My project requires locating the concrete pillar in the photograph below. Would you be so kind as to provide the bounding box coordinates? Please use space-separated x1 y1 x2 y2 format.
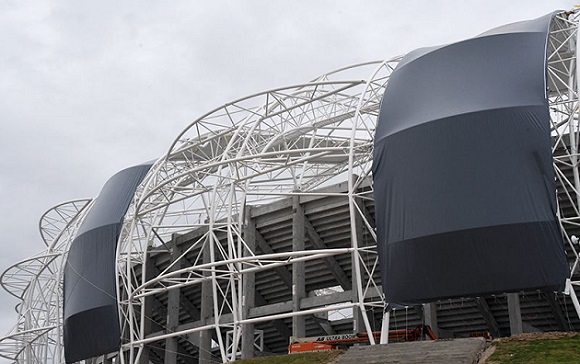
508 293 523 335
292 195 306 338
241 209 257 359
164 241 182 364
139 252 156 364
199 239 213 364
424 302 439 337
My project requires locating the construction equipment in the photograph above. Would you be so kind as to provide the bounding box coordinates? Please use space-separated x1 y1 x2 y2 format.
288 326 437 353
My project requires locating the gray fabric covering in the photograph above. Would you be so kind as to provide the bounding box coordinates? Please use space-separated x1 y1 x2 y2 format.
63 163 152 363
373 12 569 304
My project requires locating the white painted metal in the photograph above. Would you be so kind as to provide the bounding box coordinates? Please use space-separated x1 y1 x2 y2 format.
550 10 580 321
380 310 390 344
0 199 92 363
116 60 400 363
565 279 580 319
226 329 264 358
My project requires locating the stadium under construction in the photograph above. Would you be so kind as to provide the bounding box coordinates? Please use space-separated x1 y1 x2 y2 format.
2 8 580 364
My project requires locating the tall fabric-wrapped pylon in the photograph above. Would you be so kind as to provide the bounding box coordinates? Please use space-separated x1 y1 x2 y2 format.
63 163 152 363
373 12 569 304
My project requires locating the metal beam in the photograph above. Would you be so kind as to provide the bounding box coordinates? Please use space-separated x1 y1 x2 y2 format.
145 290 358 346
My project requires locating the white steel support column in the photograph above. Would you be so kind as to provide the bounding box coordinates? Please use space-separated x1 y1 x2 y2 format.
380 310 389 344
347 60 400 346
565 279 580 319
552 10 580 325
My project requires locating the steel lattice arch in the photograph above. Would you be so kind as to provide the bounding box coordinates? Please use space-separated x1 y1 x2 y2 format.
2 9 580 364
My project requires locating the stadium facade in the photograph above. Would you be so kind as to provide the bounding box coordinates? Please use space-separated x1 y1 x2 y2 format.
2 9 580 364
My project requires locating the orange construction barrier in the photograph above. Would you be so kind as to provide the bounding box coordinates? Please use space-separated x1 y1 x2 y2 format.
288 342 337 353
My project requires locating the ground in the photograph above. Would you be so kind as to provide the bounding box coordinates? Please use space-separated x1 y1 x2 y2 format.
481 332 580 364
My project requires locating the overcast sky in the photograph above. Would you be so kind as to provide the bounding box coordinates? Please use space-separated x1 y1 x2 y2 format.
0 0 577 361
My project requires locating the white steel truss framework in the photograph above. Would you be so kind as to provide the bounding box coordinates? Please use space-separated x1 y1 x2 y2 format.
0 200 92 363
550 10 580 318
116 59 402 363
1 9 579 363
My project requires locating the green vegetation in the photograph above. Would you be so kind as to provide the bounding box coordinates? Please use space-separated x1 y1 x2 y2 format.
232 350 343 364
232 334 580 363
487 334 580 364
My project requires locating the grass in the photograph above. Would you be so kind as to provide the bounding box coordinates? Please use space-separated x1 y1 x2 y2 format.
231 334 580 363
486 334 580 364
232 350 343 364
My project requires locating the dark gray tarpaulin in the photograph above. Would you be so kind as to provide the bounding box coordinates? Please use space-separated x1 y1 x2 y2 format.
373 12 569 304
63 163 152 363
